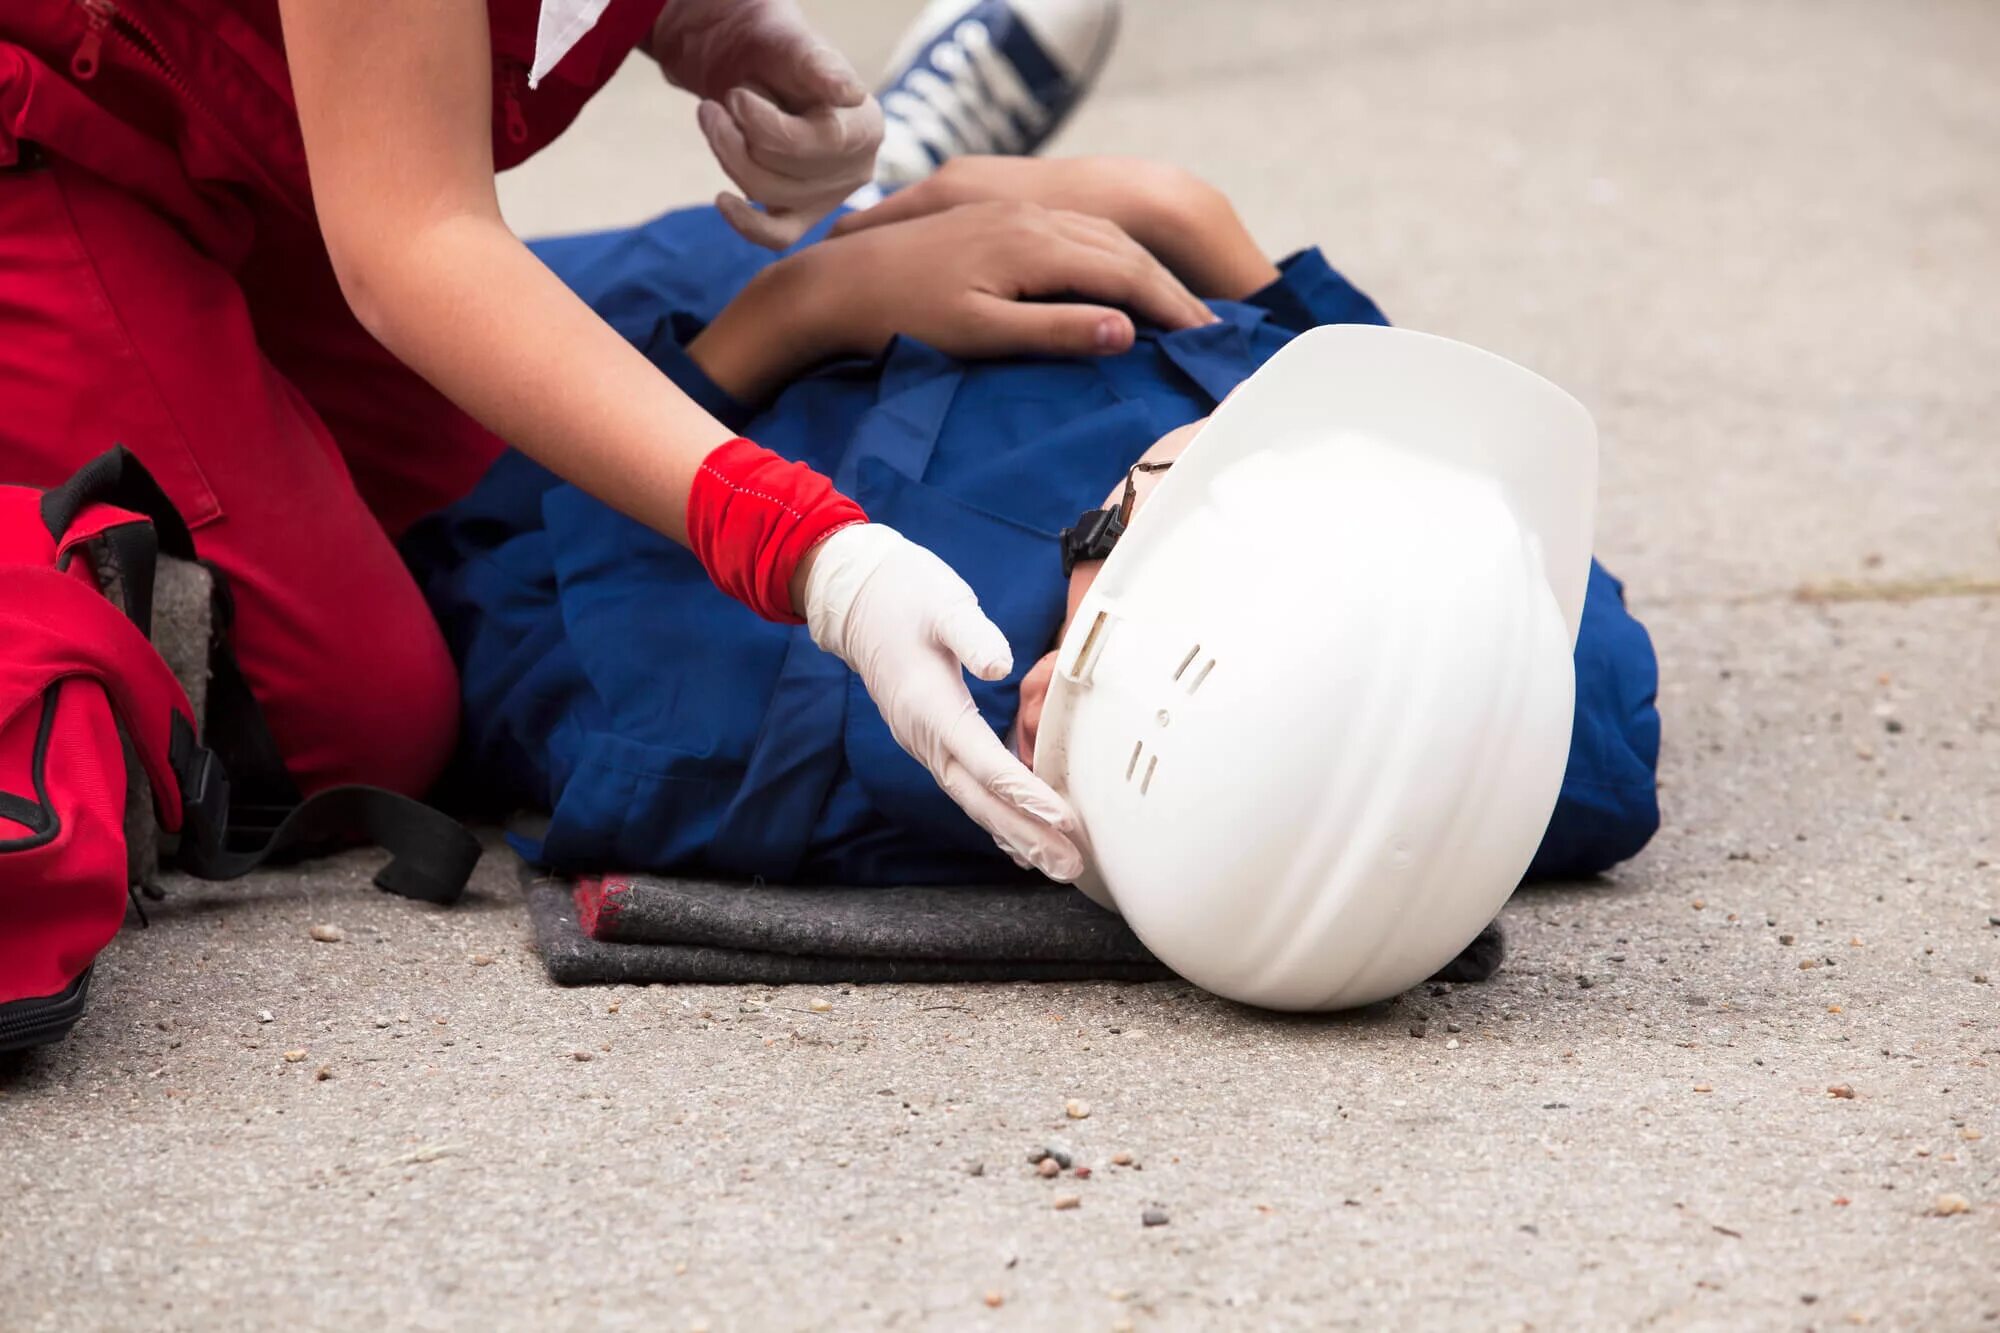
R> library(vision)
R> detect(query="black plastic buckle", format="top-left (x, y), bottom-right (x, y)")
top-left (1059, 507), bottom-right (1126, 577)
top-left (167, 713), bottom-right (230, 864)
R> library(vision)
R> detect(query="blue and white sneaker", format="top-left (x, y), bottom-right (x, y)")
top-left (870, 0), bottom-right (1123, 190)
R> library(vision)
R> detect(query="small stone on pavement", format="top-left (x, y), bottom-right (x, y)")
top-left (1141, 1208), bottom-right (1170, 1227)
top-left (309, 924), bottom-right (344, 943)
top-left (1066, 1099), bottom-right (1091, 1120)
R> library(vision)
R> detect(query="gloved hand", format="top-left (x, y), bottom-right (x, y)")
top-left (800, 524), bottom-right (1085, 882)
top-left (650, 0), bottom-right (885, 250)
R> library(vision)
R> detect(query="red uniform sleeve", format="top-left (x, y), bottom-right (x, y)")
top-left (685, 438), bottom-right (867, 623)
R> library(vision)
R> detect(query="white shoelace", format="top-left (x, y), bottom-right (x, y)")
top-left (875, 19), bottom-right (1052, 186)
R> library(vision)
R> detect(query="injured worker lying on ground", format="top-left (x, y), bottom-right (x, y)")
top-left (406, 156), bottom-right (1662, 891)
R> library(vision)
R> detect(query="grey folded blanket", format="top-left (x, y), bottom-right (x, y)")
top-left (525, 866), bottom-right (1506, 990)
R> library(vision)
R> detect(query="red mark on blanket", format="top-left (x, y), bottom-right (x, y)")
top-left (573, 877), bottom-right (633, 938)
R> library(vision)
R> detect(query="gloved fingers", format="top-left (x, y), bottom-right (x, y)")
top-left (735, 26), bottom-right (869, 111)
top-left (991, 835), bottom-right (1037, 873)
top-left (715, 191), bottom-right (815, 249)
top-left (725, 85), bottom-right (882, 180)
top-left (699, 96), bottom-right (877, 217)
top-left (942, 705), bottom-right (1077, 836)
top-left (932, 598), bottom-right (1012, 681)
top-left (939, 754), bottom-right (1084, 882)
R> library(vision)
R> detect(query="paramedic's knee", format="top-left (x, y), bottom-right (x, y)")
top-left (284, 612), bottom-right (460, 801)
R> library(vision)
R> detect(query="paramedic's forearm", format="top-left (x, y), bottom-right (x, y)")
top-left (278, 0), bottom-right (730, 544)
top-left (346, 213), bottom-right (733, 544)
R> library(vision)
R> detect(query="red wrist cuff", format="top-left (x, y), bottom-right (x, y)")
top-left (686, 438), bottom-right (867, 623)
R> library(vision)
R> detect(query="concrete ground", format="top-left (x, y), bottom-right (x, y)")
top-left (4, 0), bottom-right (1997, 1327)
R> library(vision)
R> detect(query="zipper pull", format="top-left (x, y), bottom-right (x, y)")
top-left (72, 0), bottom-right (112, 80)
top-left (502, 63), bottom-right (529, 145)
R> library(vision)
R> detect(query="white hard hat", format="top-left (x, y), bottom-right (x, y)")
top-left (1032, 324), bottom-right (1597, 1010)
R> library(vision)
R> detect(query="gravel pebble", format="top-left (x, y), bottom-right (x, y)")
top-left (1111, 1152), bottom-right (1134, 1167)
top-left (308, 924), bottom-right (344, 943)
top-left (1693, 1083), bottom-right (1714, 1093)
top-left (314, 1065), bottom-right (333, 1081)
top-left (282, 1049), bottom-right (307, 1063)
top-left (967, 1162), bottom-right (985, 1177)
top-left (1779, 934), bottom-right (1796, 946)
top-left (1931, 1193), bottom-right (1970, 1217)
top-left (256, 1010), bottom-right (274, 1023)
top-left (1036, 1159), bottom-right (1061, 1179)
top-left (471, 954), bottom-right (494, 966)
top-left (982, 1291), bottom-right (1003, 1309)
top-left (571, 1051), bottom-right (593, 1062)
top-left (1827, 1083), bottom-right (1856, 1099)
top-left (1052, 1194), bottom-right (1081, 1211)
top-left (1141, 1208), bottom-right (1170, 1227)
top-left (1065, 1099), bottom-right (1091, 1120)
top-left (1408, 1022), bottom-right (1427, 1038)
top-left (808, 998), bottom-right (833, 1013)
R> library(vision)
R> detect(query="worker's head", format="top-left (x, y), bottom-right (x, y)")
top-left (1025, 325), bottom-right (1599, 1011)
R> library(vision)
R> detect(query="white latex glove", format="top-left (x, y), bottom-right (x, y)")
top-left (650, 0), bottom-right (885, 249)
top-left (802, 524), bottom-right (1085, 881)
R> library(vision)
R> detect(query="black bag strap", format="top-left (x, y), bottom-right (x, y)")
top-left (40, 444), bottom-right (197, 559)
top-left (168, 717), bottom-right (479, 905)
top-left (44, 448), bottom-right (481, 905)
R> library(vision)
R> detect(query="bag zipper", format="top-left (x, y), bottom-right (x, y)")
top-left (0, 969), bottom-right (93, 1053)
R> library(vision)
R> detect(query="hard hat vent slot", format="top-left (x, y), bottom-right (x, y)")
top-left (1186, 659), bottom-right (1215, 694)
top-left (1140, 754), bottom-right (1158, 796)
top-left (1173, 645), bottom-right (1202, 680)
top-left (1065, 611), bottom-right (1111, 684)
top-left (1126, 740), bottom-right (1143, 781)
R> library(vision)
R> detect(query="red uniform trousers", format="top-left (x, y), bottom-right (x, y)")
top-left (0, 0), bottom-right (661, 797)
top-left (0, 144), bottom-right (498, 798)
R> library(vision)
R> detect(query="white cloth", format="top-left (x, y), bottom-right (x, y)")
top-left (530, 0), bottom-right (614, 88)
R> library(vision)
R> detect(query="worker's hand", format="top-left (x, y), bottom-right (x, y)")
top-left (796, 523), bottom-right (1084, 881)
top-left (834, 156), bottom-right (1280, 300)
top-left (688, 199), bottom-right (1218, 403)
top-left (650, 0), bottom-right (883, 249)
